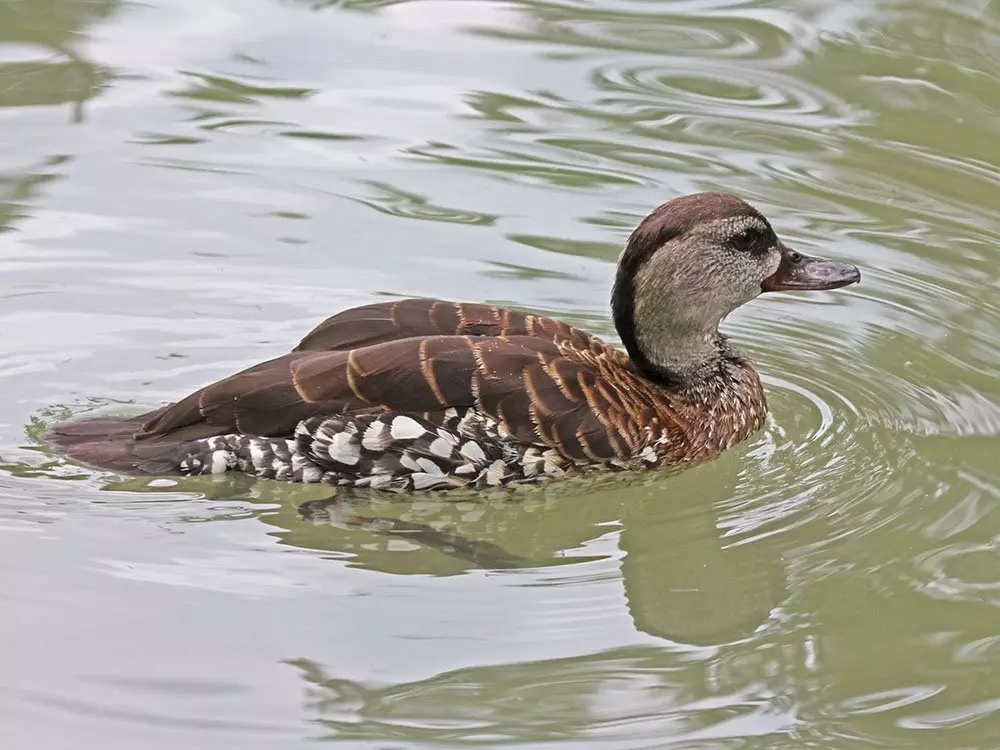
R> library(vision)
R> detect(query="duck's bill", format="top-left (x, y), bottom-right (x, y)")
top-left (762, 248), bottom-right (861, 293)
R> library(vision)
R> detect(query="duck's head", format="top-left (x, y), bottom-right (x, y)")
top-left (611, 192), bottom-right (860, 385)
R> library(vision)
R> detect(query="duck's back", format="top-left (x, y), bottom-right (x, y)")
top-left (293, 298), bottom-right (610, 354)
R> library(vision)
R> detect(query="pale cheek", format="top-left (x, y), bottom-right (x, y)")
top-left (759, 252), bottom-right (781, 281)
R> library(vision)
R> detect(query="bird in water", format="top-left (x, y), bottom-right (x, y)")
top-left (46, 192), bottom-right (860, 491)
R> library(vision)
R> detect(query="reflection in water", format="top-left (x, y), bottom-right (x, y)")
top-left (99, 446), bottom-right (788, 646)
top-left (170, 456), bottom-right (787, 648)
top-left (288, 0), bottom-right (399, 10)
top-left (0, 59), bottom-right (108, 121)
top-left (0, 0), bottom-right (117, 122)
top-left (287, 647), bottom-right (785, 746)
top-left (619, 498), bottom-right (785, 647)
top-left (279, 464), bottom-right (790, 744)
top-left (0, 155), bottom-right (70, 233)
top-left (299, 495), bottom-right (528, 569)
top-left (0, 1), bottom-right (118, 235)
top-left (169, 72), bottom-right (316, 105)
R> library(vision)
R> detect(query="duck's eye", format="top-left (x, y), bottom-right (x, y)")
top-left (731, 226), bottom-right (771, 253)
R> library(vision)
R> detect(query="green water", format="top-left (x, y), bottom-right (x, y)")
top-left (1, 0), bottom-right (999, 747)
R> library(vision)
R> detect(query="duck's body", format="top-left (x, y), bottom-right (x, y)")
top-left (46, 193), bottom-right (859, 490)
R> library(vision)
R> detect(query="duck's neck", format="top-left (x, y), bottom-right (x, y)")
top-left (635, 324), bottom-right (768, 442)
top-left (616, 301), bottom-right (761, 397)
top-left (611, 256), bottom-right (737, 389)
top-left (631, 326), bottom-right (728, 387)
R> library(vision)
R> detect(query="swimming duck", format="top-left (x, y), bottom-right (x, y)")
top-left (47, 192), bottom-right (859, 490)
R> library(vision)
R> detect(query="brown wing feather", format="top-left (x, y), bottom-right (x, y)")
top-left (293, 298), bottom-right (612, 355)
top-left (135, 331), bottom-right (643, 463)
top-left (136, 351), bottom-right (360, 441)
top-left (471, 337), bottom-right (636, 460)
top-left (137, 338), bottom-right (490, 442)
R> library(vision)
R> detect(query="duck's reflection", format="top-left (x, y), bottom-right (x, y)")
top-left (298, 496), bottom-right (528, 569)
top-left (291, 464), bottom-right (786, 647)
top-left (265, 460), bottom-right (788, 744)
top-left (617, 488), bottom-right (786, 647)
top-left (108, 449), bottom-right (786, 647)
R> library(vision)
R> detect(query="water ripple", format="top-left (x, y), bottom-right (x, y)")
top-left (591, 63), bottom-right (852, 125)
top-left (478, 0), bottom-right (802, 62)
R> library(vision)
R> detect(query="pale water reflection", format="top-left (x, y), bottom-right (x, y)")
top-left (1, 0), bottom-right (999, 748)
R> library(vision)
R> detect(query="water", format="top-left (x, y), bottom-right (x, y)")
top-left (1, 0), bottom-right (999, 747)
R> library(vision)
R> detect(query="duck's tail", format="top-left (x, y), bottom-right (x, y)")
top-left (44, 411), bottom-right (182, 475)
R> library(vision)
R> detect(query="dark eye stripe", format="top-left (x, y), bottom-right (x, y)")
top-left (733, 226), bottom-right (773, 253)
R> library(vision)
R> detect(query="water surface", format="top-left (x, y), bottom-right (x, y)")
top-left (1, 0), bottom-right (999, 747)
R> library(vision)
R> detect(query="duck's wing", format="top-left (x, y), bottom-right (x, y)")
top-left (294, 298), bottom-right (614, 355)
top-left (135, 334), bottom-right (639, 461)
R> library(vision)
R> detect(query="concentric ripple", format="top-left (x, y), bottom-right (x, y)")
top-left (477, 0), bottom-right (803, 61)
top-left (591, 63), bottom-right (852, 125)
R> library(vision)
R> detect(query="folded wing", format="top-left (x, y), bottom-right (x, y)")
top-left (136, 333), bottom-right (636, 461)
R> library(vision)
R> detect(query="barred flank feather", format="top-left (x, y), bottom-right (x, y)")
top-left (176, 409), bottom-right (573, 491)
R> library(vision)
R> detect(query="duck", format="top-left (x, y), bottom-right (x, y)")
top-left (46, 192), bottom-right (860, 491)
